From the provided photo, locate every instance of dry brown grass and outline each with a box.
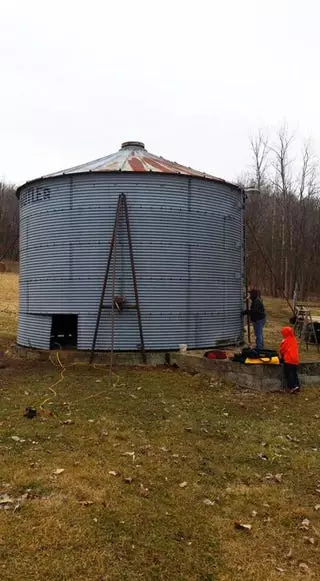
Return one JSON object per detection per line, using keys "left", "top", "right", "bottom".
{"left": 1, "top": 273, "right": 320, "bottom": 579}
{"left": 0, "top": 272, "right": 18, "bottom": 351}
{"left": 1, "top": 364, "right": 320, "bottom": 580}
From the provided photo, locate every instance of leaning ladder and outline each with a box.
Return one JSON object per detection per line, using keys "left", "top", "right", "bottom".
{"left": 90, "top": 193, "right": 146, "bottom": 365}
{"left": 294, "top": 306, "right": 319, "bottom": 352}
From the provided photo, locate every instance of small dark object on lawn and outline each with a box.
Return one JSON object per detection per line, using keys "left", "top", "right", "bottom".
{"left": 24, "top": 407, "right": 37, "bottom": 419}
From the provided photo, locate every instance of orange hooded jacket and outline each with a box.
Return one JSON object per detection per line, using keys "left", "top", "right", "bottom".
{"left": 279, "top": 327, "right": 299, "bottom": 365}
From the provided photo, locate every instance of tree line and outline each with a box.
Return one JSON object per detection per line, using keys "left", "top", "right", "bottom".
{"left": 243, "top": 126, "right": 320, "bottom": 301}
{"left": 0, "top": 181, "right": 18, "bottom": 262}
{"left": 1, "top": 127, "right": 320, "bottom": 301}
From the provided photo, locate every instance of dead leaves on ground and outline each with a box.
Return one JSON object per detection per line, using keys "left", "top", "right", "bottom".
{"left": 234, "top": 521, "right": 252, "bottom": 532}
{"left": 0, "top": 490, "right": 38, "bottom": 512}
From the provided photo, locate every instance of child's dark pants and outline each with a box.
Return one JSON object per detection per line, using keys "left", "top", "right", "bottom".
{"left": 283, "top": 363, "right": 300, "bottom": 390}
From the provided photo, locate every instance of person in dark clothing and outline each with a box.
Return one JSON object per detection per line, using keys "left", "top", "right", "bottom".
{"left": 243, "top": 288, "right": 266, "bottom": 351}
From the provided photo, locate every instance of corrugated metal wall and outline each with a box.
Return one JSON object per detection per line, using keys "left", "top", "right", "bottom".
{"left": 18, "top": 173, "right": 244, "bottom": 350}
{"left": 17, "top": 313, "right": 52, "bottom": 349}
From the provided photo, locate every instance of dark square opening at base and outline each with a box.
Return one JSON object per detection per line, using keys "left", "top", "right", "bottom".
{"left": 50, "top": 314, "right": 78, "bottom": 349}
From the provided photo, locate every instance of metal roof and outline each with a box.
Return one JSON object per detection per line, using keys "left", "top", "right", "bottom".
{"left": 43, "top": 141, "right": 226, "bottom": 182}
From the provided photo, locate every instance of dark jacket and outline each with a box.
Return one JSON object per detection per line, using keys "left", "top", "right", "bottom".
{"left": 243, "top": 292, "right": 266, "bottom": 322}
{"left": 249, "top": 297, "right": 266, "bottom": 322}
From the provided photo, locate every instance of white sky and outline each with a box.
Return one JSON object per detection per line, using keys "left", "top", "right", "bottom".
{"left": 0, "top": 0, "right": 319, "bottom": 186}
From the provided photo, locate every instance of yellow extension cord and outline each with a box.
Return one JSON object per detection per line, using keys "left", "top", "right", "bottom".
{"left": 38, "top": 354, "right": 121, "bottom": 413}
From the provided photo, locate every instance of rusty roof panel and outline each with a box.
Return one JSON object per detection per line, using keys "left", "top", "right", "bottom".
{"left": 44, "top": 141, "right": 226, "bottom": 182}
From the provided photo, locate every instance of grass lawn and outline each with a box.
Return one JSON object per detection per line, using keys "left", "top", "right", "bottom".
{"left": 1, "top": 273, "right": 320, "bottom": 580}
{"left": 0, "top": 272, "right": 18, "bottom": 353}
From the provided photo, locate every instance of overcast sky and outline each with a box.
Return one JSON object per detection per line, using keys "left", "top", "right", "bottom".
{"left": 0, "top": 0, "right": 319, "bottom": 186}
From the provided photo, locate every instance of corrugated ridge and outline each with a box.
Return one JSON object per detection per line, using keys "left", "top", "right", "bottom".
{"left": 18, "top": 173, "right": 244, "bottom": 350}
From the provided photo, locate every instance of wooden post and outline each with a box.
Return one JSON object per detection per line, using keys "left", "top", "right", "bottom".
{"left": 245, "top": 280, "right": 251, "bottom": 344}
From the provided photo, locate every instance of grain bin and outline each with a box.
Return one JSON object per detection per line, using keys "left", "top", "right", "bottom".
{"left": 16, "top": 141, "right": 244, "bottom": 351}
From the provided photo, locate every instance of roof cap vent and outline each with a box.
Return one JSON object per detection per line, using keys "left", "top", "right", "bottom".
{"left": 121, "top": 141, "right": 145, "bottom": 150}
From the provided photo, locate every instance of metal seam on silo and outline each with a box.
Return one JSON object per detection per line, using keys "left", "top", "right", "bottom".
{"left": 17, "top": 147, "right": 243, "bottom": 351}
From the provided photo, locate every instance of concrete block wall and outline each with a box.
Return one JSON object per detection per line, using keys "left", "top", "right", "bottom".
{"left": 169, "top": 353, "right": 320, "bottom": 392}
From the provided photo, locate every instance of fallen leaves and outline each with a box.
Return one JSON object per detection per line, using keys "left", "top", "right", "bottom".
{"left": 123, "top": 451, "right": 136, "bottom": 462}
{"left": 303, "top": 536, "right": 315, "bottom": 545}
{"left": 139, "top": 484, "right": 149, "bottom": 498}
{"left": 264, "top": 473, "right": 283, "bottom": 483}
{"left": 258, "top": 452, "right": 268, "bottom": 461}
{"left": 0, "top": 491, "right": 30, "bottom": 511}
{"left": 52, "top": 468, "right": 65, "bottom": 475}
{"left": 0, "top": 494, "right": 14, "bottom": 509}
{"left": 234, "top": 522, "right": 252, "bottom": 532}
{"left": 299, "top": 518, "right": 310, "bottom": 531}
{"left": 298, "top": 563, "right": 310, "bottom": 574}
{"left": 286, "top": 434, "right": 300, "bottom": 443}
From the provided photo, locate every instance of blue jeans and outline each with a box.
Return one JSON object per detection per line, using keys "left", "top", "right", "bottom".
{"left": 253, "top": 318, "right": 265, "bottom": 351}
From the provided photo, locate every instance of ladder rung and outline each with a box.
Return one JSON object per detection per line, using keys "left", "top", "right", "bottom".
{"left": 102, "top": 305, "right": 137, "bottom": 310}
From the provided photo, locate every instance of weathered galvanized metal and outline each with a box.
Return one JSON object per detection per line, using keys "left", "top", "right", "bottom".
{"left": 17, "top": 142, "right": 244, "bottom": 351}
{"left": 40, "top": 141, "right": 225, "bottom": 182}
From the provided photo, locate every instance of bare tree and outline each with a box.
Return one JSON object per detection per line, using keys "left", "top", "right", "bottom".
{"left": 270, "top": 125, "right": 294, "bottom": 294}
{"left": 250, "top": 130, "right": 269, "bottom": 190}
{"left": 293, "top": 142, "right": 319, "bottom": 297}
{"left": 0, "top": 181, "right": 19, "bottom": 261}
{"left": 245, "top": 126, "right": 320, "bottom": 300}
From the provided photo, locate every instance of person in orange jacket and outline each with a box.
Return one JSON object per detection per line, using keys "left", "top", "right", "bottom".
{"left": 279, "top": 326, "right": 300, "bottom": 393}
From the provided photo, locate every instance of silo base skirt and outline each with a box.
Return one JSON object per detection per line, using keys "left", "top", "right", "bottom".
{"left": 9, "top": 343, "right": 242, "bottom": 367}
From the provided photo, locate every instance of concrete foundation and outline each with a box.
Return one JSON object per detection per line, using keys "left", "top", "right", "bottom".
{"left": 5, "top": 344, "right": 320, "bottom": 392}
{"left": 8, "top": 344, "right": 168, "bottom": 366}
{"left": 169, "top": 353, "right": 320, "bottom": 392}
